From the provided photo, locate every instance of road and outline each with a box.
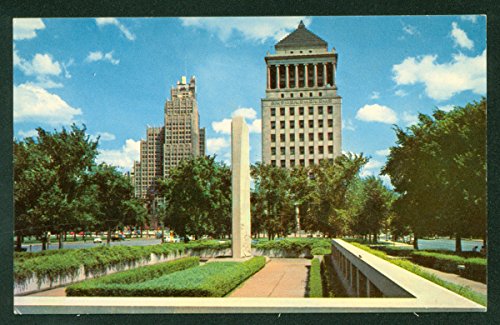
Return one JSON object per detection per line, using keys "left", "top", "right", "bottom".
{"left": 21, "top": 238, "right": 163, "bottom": 252}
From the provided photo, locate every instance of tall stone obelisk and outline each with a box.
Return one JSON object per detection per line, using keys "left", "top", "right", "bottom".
{"left": 231, "top": 116, "right": 252, "bottom": 258}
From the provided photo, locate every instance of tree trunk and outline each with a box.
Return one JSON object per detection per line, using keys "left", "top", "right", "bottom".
{"left": 41, "top": 235, "right": 47, "bottom": 251}
{"left": 59, "top": 231, "right": 63, "bottom": 249}
{"left": 373, "top": 233, "right": 378, "bottom": 244}
{"left": 74, "top": 232, "right": 77, "bottom": 241}
{"left": 140, "top": 226, "right": 143, "bottom": 238}
{"left": 455, "top": 234, "right": 462, "bottom": 253}
{"left": 64, "top": 232, "right": 67, "bottom": 241}
{"left": 413, "top": 234, "right": 419, "bottom": 250}
{"left": 107, "top": 227, "right": 111, "bottom": 245}
{"left": 16, "top": 234, "right": 22, "bottom": 250}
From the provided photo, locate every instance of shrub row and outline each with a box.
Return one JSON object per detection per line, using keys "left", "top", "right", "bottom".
{"left": 411, "top": 251, "right": 486, "bottom": 283}
{"left": 253, "top": 238, "right": 331, "bottom": 255}
{"left": 65, "top": 257, "right": 199, "bottom": 296}
{"left": 308, "top": 258, "right": 323, "bottom": 297}
{"left": 14, "top": 240, "right": 229, "bottom": 283}
{"left": 349, "top": 242, "right": 486, "bottom": 306}
{"left": 67, "top": 256, "right": 266, "bottom": 297}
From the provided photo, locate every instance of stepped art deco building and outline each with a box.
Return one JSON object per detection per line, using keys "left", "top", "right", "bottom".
{"left": 133, "top": 76, "right": 205, "bottom": 199}
{"left": 262, "top": 21, "right": 342, "bottom": 168}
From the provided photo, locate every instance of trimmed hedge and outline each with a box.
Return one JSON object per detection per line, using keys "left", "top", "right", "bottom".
{"left": 67, "top": 256, "right": 266, "bottom": 297}
{"left": 14, "top": 240, "right": 229, "bottom": 284}
{"left": 66, "top": 257, "right": 199, "bottom": 296}
{"left": 349, "top": 242, "right": 487, "bottom": 306}
{"left": 254, "top": 238, "right": 331, "bottom": 255}
{"left": 308, "top": 258, "right": 323, "bottom": 297}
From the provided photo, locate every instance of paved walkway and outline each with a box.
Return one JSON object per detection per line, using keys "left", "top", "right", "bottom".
{"left": 28, "top": 287, "right": 67, "bottom": 297}
{"left": 418, "top": 265, "right": 487, "bottom": 296}
{"left": 230, "top": 258, "right": 310, "bottom": 298}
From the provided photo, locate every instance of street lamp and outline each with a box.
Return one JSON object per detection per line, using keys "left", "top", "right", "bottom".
{"left": 294, "top": 202, "right": 300, "bottom": 237}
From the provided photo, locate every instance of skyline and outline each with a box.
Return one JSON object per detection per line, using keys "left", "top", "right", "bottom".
{"left": 13, "top": 16, "right": 486, "bottom": 185}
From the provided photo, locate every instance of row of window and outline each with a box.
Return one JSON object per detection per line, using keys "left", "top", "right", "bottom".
{"left": 271, "top": 119, "right": 333, "bottom": 129}
{"left": 271, "top": 132, "right": 334, "bottom": 142}
{"left": 270, "top": 158, "right": 334, "bottom": 167}
{"left": 270, "top": 106, "right": 333, "bottom": 117}
{"left": 279, "top": 92, "right": 323, "bottom": 99}
{"left": 271, "top": 145, "right": 334, "bottom": 156}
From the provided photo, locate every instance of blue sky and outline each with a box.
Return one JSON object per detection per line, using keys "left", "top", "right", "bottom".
{"left": 13, "top": 16, "right": 486, "bottom": 183}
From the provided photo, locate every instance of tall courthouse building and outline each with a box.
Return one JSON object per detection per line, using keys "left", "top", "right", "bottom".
{"left": 262, "top": 21, "right": 342, "bottom": 168}
{"left": 133, "top": 76, "right": 205, "bottom": 199}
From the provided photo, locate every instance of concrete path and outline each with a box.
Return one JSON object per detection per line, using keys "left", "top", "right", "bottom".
{"left": 230, "top": 258, "right": 310, "bottom": 298}
{"left": 28, "top": 287, "right": 67, "bottom": 297}
{"left": 418, "top": 265, "right": 487, "bottom": 296}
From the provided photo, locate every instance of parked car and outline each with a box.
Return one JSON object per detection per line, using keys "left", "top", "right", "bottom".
{"left": 111, "top": 234, "right": 125, "bottom": 241}
{"left": 93, "top": 237, "right": 102, "bottom": 243}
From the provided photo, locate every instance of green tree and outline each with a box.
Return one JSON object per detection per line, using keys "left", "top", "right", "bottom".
{"left": 382, "top": 99, "right": 486, "bottom": 251}
{"left": 157, "top": 155, "right": 231, "bottom": 240}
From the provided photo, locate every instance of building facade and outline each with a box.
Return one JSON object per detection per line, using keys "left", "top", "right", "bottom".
{"left": 133, "top": 75, "right": 205, "bottom": 199}
{"left": 261, "top": 21, "right": 342, "bottom": 168}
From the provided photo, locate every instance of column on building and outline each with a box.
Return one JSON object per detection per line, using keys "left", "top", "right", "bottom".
{"left": 275, "top": 64, "right": 280, "bottom": 89}
{"left": 294, "top": 64, "right": 299, "bottom": 88}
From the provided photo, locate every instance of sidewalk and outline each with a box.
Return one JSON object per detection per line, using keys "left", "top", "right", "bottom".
{"left": 418, "top": 265, "right": 487, "bottom": 296}
{"left": 230, "top": 258, "right": 311, "bottom": 298}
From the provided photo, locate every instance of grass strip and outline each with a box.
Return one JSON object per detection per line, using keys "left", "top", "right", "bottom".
{"left": 349, "top": 242, "right": 487, "bottom": 306}
{"left": 308, "top": 258, "right": 323, "bottom": 297}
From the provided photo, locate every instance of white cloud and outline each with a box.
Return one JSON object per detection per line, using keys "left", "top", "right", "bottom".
{"left": 460, "top": 15, "right": 478, "bottom": 23}
{"left": 17, "top": 129, "right": 39, "bottom": 138}
{"left": 248, "top": 119, "right": 262, "bottom": 133}
{"left": 375, "top": 149, "right": 390, "bottom": 156}
{"left": 401, "top": 112, "right": 419, "bottom": 126}
{"left": 212, "top": 118, "right": 232, "bottom": 134}
{"left": 379, "top": 174, "right": 393, "bottom": 188}
{"left": 13, "top": 18, "right": 45, "bottom": 40}
{"left": 180, "top": 16, "right": 311, "bottom": 43}
{"left": 355, "top": 104, "right": 398, "bottom": 124}
{"left": 365, "top": 159, "right": 385, "bottom": 170}
{"left": 15, "top": 52, "right": 62, "bottom": 76}
{"left": 438, "top": 104, "right": 455, "bottom": 112}
{"left": 91, "top": 131, "right": 116, "bottom": 142}
{"left": 206, "top": 137, "right": 230, "bottom": 154}
{"left": 86, "top": 51, "right": 120, "bottom": 65}
{"left": 402, "top": 24, "right": 419, "bottom": 36}
{"left": 342, "top": 119, "right": 356, "bottom": 131}
{"left": 14, "top": 83, "right": 82, "bottom": 125}
{"left": 392, "top": 50, "right": 486, "bottom": 101}
{"left": 395, "top": 89, "right": 408, "bottom": 97}
{"left": 97, "top": 139, "right": 140, "bottom": 171}
{"left": 95, "top": 18, "right": 136, "bottom": 41}
{"left": 451, "top": 22, "right": 474, "bottom": 50}
{"left": 232, "top": 107, "right": 257, "bottom": 120}
{"left": 370, "top": 91, "right": 380, "bottom": 99}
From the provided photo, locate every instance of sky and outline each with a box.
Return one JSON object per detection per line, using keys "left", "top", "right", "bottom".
{"left": 13, "top": 16, "right": 486, "bottom": 184}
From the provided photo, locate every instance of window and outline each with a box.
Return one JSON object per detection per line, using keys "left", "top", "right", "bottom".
{"left": 299, "top": 133, "right": 305, "bottom": 141}
{"left": 290, "top": 160, "right": 296, "bottom": 167}
{"left": 309, "top": 159, "right": 314, "bottom": 165}
{"left": 300, "top": 146, "right": 305, "bottom": 154}
{"left": 328, "top": 119, "right": 333, "bottom": 127}
{"left": 280, "top": 147, "right": 286, "bottom": 155}
{"left": 299, "top": 107, "right": 304, "bottom": 115}
{"left": 271, "top": 121, "right": 276, "bottom": 129}
{"left": 319, "top": 146, "right": 324, "bottom": 154}
{"left": 290, "top": 107, "right": 295, "bottom": 115}
{"left": 318, "top": 106, "right": 323, "bottom": 114}
{"left": 280, "top": 134, "right": 285, "bottom": 142}
{"left": 309, "top": 106, "right": 314, "bottom": 115}
{"left": 281, "top": 160, "right": 286, "bottom": 167}
{"left": 319, "top": 120, "right": 323, "bottom": 127}
{"left": 290, "top": 93, "right": 294, "bottom": 98}
{"left": 309, "top": 120, "right": 314, "bottom": 128}
{"left": 271, "top": 108, "right": 276, "bottom": 116}
{"left": 271, "top": 134, "right": 276, "bottom": 142}
{"left": 318, "top": 133, "right": 324, "bottom": 141}
{"left": 280, "top": 121, "right": 285, "bottom": 129}
{"left": 280, "top": 107, "right": 285, "bottom": 115}
{"left": 299, "top": 120, "right": 304, "bottom": 128}
{"left": 328, "top": 145, "right": 333, "bottom": 154}
{"left": 328, "top": 106, "right": 333, "bottom": 114}
{"left": 300, "top": 93, "right": 304, "bottom": 97}
{"left": 290, "top": 134, "right": 295, "bottom": 142}
{"left": 290, "top": 147, "right": 295, "bottom": 155}
{"left": 328, "top": 132, "right": 333, "bottom": 140}
{"left": 290, "top": 120, "right": 295, "bottom": 128}
{"left": 309, "top": 146, "right": 314, "bottom": 154}
{"left": 319, "top": 92, "right": 323, "bottom": 97}
{"left": 271, "top": 147, "right": 276, "bottom": 155}
{"left": 271, "top": 160, "right": 276, "bottom": 166}
{"left": 281, "top": 94, "right": 284, "bottom": 98}
{"left": 309, "top": 133, "right": 314, "bottom": 141}
{"left": 300, "top": 159, "right": 305, "bottom": 166}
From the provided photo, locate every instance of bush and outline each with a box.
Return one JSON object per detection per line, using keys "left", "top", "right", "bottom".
{"left": 66, "top": 257, "right": 199, "bottom": 296}
{"left": 14, "top": 240, "right": 229, "bottom": 283}
{"left": 462, "top": 258, "right": 487, "bottom": 283}
{"left": 308, "top": 258, "right": 322, "bottom": 297}
{"left": 369, "top": 245, "right": 414, "bottom": 257}
{"left": 253, "top": 238, "right": 331, "bottom": 256}
{"left": 67, "top": 256, "right": 266, "bottom": 297}
{"left": 411, "top": 251, "right": 464, "bottom": 273}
